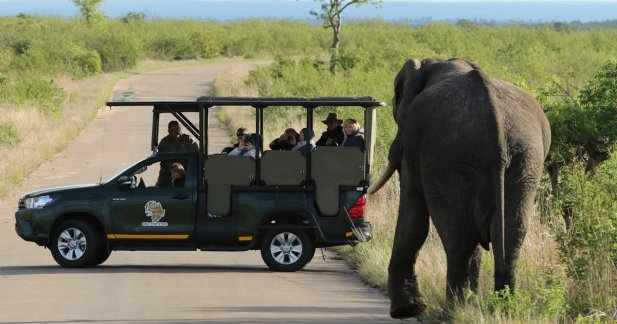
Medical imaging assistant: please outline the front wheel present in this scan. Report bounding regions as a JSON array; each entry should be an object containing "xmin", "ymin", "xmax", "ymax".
[
  {"xmin": 50, "ymin": 219, "xmax": 102, "ymax": 268},
  {"xmin": 260, "ymin": 228, "xmax": 315, "ymax": 272}
]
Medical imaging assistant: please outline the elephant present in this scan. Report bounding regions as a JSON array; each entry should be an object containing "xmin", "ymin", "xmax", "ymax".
[{"xmin": 368, "ymin": 58, "xmax": 551, "ymax": 319}]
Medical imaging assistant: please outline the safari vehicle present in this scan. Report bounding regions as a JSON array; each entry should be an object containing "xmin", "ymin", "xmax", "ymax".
[{"xmin": 15, "ymin": 97, "xmax": 383, "ymax": 271}]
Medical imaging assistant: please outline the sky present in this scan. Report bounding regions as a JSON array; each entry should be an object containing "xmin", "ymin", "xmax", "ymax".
[{"xmin": 0, "ymin": 0, "xmax": 615, "ymax": 23}]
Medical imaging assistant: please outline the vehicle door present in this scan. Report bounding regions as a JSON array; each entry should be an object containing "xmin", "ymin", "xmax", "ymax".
[{"xmin": 109, "ymin": 157, "xmax": 196, "ymax": 238}]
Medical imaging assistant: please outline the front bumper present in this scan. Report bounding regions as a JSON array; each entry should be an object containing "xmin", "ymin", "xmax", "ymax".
[{"xmin": 15, "ymin": 209, "xmax": 51, "ymax": 245}]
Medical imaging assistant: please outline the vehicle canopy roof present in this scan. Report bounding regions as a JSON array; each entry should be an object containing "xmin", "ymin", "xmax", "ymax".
[{"xmin": 106, "ymin": 96, "xmax": 385, "ymax": 175}]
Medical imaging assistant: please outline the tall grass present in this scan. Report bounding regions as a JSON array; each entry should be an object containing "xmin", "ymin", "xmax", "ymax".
[{"xmin": 0, "ymin": 73, "xmax": 115, "ymax": 196}]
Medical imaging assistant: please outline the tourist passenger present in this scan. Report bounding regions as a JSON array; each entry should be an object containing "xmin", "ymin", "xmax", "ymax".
[
  {"xmin": 316, "ymin": 113, "xmax": 344, "ymax": 147},
  {"xmin": 222, "ymin": 127, "xmax": 247, "ymax": 154},
  {"xmin": 292, "ymin": 128, "xmax": 316, "ymax": 156},
  {"xmin": 341, "ymin": 118, "xmax": 365, "ymax": 152},
  {"xmin": 228, "ymin": 134, "xmax": 256, "ymax": 159},
  {"xmin": 269, "ymin": 128, "xmax": 298, "ymax": 150},
  {"xmin": 170, "ymin": 163, "xmax": 186, "ymax": 188}
]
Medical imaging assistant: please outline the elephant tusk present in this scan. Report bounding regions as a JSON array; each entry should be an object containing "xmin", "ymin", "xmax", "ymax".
[{"xmin": 368, "ymin": 163, "xmax": 397, "ymax": 195}]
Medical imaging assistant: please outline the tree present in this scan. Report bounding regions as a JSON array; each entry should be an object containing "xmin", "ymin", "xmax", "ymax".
[
  {"xmin": 120, "ymin": 11, "xmax": 146, "ymax": 24},
  {"xmin": 544, "ymin": 60, "xmax": 617, "ymax": 180},
  {"xmin": 73, "ymin": 0, "xmax": 106, "ymax": 25},
  {"xmin": 309, "ymin": 0, "xmax": 382, "ymax": 75}
]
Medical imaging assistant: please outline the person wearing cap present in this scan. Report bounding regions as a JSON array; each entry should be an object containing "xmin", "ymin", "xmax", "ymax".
[
  {"xmin": 316, "ymin": 113, "xmax": 344, "ymax": 147},
  {"xmin": 228, "ymin": 134, "xmax": 256, "ymax": 159},
  {"xmin": 341, "ymin": 118, "xmax": 365, "ymax": 152},
  {"xmin": 292, "ymin": 128, "xmax": 316, "ymax": 156}
]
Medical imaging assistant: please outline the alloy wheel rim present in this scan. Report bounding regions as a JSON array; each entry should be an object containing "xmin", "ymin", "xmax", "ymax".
[
  {"xmin": 57, "ymin": 228, "xmax": 87, "ymax": 260},
  {"xmin": 270, "ymin": 232, "xmax": 302, "ymax": 265}
]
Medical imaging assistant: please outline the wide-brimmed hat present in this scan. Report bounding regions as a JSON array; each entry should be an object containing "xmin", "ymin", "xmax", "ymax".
[{"xmin": 322, "ymin": 113, "xmax": 343, "ymax": 125}]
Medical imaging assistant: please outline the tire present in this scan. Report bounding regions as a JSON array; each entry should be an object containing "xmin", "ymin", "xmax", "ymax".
[
  {"xmin": 50, "ymin": 219, "xmax": 102, "ymax": 268},
  {"xmin": 93, "ymin": 248, "xmax": 111, "ymax": 266},
  {"xmin": 260, "ymin": 228, "xmax": 315, "ymax": 272}
]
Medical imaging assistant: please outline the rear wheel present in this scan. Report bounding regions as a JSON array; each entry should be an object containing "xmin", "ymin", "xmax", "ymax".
[
  {"xmin": 50, "ymin": 219, "xmax": 102, "ymax": 268},
  {"xmin": 260, "ymin": 228, "xmax": 314, "ymax": 272}
]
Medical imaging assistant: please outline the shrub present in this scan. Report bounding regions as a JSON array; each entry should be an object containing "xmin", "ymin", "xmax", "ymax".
[
  {"xmin": 545, "ymin": 153, "xmax": 617, "ymax": 317},
  {"xmin": 70, "ymin": 46, "xmax": 102, "ymax": 76},
  {"xmin": 0, "ymin": 121, "xmax": 21, "ymax": 148},
  {"xmin": 151, "ymin": 34, "xmax": 196, "ymax": 60},
  {"xmin": 190, "ymin": 29, "xmax": 220, "ymax": 59},
  {"xmin": 11, "ymin": 76, "xmax": 66, "ymax": 117},
  {"xmin": 120, "ymin": 11, "xmax": 146, "ymax": 24},
  {"xmin": 90, "ymin": 29, "xmax": 141, "ymax": 71}
]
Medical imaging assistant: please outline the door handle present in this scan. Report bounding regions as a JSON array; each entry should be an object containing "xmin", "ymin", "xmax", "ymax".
[{"xmin": 172, "ymin": 194, "xmax": 190, "ymax": 200}]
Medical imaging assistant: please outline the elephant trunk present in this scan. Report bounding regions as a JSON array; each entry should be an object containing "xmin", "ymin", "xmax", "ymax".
[{"xmin": 368, "ymin": 162, "xmax": 397, "ymax": 195}]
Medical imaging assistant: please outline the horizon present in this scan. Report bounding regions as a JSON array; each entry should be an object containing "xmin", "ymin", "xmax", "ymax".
[{"xmin": 0, "ymin": 0, "xmax": 616, "ymax": 23}]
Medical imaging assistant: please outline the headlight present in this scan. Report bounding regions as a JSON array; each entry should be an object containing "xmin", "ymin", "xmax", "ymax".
[{"xmin": 23, "ymin": 195, "xmax": 56, "ymax": 209}]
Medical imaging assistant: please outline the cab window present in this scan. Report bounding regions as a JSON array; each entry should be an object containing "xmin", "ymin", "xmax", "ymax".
[{"xmin": 128, "ymin": 158, "xmax": 188, "ymax": 189}]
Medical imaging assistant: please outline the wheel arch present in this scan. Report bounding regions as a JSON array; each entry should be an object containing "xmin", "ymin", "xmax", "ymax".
[{"xmin": 257, "ymin": 211, "xmax": 322, "ymax": 246}]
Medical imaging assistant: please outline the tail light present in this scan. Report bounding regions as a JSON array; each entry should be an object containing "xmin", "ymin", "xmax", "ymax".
[{"xmin": 348, "ymin": 194, "xmax": 366, "ymax": 219}]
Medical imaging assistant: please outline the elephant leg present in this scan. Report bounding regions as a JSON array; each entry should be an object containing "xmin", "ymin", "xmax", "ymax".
[
  {"xmin": 388, "ymin": 190, "xmax": 429, "ymax": 319},
  {"xmin": 493, "ymin": 158, "xmax": 540, "ymax": 293},
  {"xmin": 444, "ymin": 238, "xmax": 478, "ymax": 307},
  {"xmin": 468, "ymin": 246, "xmax": 481, "ymax": 293}
]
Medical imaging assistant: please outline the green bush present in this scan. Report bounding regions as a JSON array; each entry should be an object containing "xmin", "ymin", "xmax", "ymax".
[
  {"xmin": 152, "ymin": 34, "xmax": 196, "ymax": 60},
  {"xmin": 90, "ymin": 28, "xmax": 141, "ymax": 71},
  {"xmin": 11, "ymin": 76, "xmax": 66, "ymax": 117},
  {"xmin": 539, "ymin": 150, "xmax": 617, "ymax": 318},
  {"xmin": 0, "ymin": 121, "xmax": 21, "ymax": 148},
  {"xmin": 190, "ymin": 29, "xmax": 220, "ymax": 59}
]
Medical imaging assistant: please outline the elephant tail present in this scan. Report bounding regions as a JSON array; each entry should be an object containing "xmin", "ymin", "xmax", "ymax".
[
  {"xmin": 490, "ymin": 159, "xmax": 507, "ymax": 273},
  {"xmin": 469, "ymin": 67, "xmax": 507, "ymax": 271}
]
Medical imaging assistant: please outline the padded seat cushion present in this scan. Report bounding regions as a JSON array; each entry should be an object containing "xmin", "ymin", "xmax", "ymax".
[
  {"xmin": 311, "ymin": 147, "xmax": 364, "ymax": 216},
  {"xmin": 204, "ymin": 155, "xmax": 255, "ymax": 215},
  {"xmin": 261, "ymin": 150, "xmax": 306, "ymax": 186}
]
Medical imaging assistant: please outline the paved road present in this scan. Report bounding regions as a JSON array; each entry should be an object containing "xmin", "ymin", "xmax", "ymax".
[{"xmin": 0, "ymin": 62, "xmax": 394, "ymax": 323}]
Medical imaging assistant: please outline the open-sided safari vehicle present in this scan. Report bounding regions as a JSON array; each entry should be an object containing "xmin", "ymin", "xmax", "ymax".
[{"xmin": 15, "ymin": 97, "xmax": 384, "ymax": 271}]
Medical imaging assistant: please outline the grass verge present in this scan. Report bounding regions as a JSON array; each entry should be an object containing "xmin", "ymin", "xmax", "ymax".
[{"xmin": 0, "ymin": 58, "xmax": 255, "ymax": 198}]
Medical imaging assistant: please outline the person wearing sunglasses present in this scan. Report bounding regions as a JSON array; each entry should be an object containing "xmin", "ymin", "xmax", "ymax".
[{"xmin": 222, "ymin": 127, "xmax": 248, "ymax": 154}]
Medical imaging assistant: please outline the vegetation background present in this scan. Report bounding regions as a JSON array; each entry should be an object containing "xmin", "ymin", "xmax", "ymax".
[{"xmin": 0, "ymin": 10, "xmax": 615, "ymax": 323}]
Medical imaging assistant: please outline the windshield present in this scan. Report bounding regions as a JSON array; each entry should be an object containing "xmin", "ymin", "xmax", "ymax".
[{"xmin": 104, "ymin": 159, "xmax": 146, "ymax": 184}]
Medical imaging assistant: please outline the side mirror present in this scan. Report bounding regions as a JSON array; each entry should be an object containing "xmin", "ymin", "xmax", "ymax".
[{"xmin": 116, "ymin": 176, "xmax": 133, "ymax": 188}]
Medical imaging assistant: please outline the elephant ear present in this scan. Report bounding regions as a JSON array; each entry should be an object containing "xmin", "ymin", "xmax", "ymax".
[{"xmin": 393, "ymin": 58, "xmax": 423, "ymax": 125}]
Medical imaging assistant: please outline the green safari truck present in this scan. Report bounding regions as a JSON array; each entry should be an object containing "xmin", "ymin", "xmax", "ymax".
[{"xmin": 15, "ymin": 97, "xmax": 383, "ymax": 271}]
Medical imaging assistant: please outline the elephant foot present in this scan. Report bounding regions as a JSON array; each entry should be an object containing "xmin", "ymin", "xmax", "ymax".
[{"xmin": 390, "ymin": 298, "xmax": 426, "ymax": 319}]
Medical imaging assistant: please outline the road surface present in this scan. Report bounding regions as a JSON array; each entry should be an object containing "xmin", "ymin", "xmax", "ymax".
[{"xmin": 0, "ymin": 62, "xmax": 396, "ymax": 323}]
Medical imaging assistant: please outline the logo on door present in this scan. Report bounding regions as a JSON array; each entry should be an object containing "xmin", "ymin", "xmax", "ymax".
[{"xmin": 142, "ymin": 200, "xmax": 168, "ymax": 227}]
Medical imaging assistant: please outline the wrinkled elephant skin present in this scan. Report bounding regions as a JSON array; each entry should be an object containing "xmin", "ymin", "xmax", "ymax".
[{"xmin": 371, "ymin": 58, "xmax": 551, "ymax": 319}]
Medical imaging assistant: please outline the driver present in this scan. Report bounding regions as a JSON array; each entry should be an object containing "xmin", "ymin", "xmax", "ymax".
[{"xmin": 156, "ymin": 121, "xmax": 197, "ymax": 187}]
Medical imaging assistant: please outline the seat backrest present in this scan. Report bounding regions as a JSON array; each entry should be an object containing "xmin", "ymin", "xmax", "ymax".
[
  {"xmin": 311, "ymin": 147, "xmax": 365, "ymax": 216},
  {"xmin": 204, "ymin": 155, "xmax": 255, "ymax": 215},
  {"xmin": 261, "ymin": 150, "xmax": 306, "ymax": 186}
]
